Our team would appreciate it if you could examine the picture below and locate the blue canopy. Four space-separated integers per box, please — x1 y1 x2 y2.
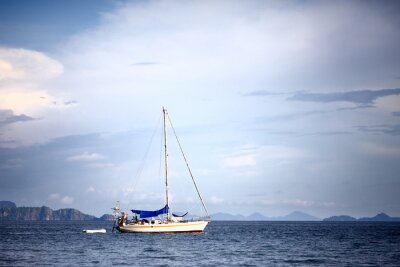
131 205 169 218
172 212 188 217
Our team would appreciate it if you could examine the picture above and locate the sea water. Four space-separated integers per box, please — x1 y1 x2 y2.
1 221 399 266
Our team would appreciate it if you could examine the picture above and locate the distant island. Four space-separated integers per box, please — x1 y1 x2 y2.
212 211 400 222
0 201 113 221
1 200 399 222
211 211 321 221
324 213 400 222
323 215 357 221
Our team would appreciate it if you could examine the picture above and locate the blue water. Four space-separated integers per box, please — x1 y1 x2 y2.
1 221 399 266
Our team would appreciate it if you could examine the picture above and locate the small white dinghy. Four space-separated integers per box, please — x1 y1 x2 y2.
83 229 106 233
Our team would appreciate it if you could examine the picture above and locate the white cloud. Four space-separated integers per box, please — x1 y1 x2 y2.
48 193 74 205
209 196 224 204
0 48 63 82
61 1 400 99
0 47 73 148
48 193 60 200
86 162 114 168
67 152 106 162
222 144 307 168
282 199 336 208
361 143 400 157
185 197 195 204
222 154 256 168
232 170 259 177
3 1 399 147
0 47 63 113
260 145 308 161
261 199 336 208
61 196 74 205
87 186 95 192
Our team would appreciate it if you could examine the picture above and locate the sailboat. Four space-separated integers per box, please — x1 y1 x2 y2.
114 107 210 233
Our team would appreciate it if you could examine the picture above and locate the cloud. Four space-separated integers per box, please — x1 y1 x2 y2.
222 144 307 169
260 145 308 162
2 1 400 217
0 47 66 136
222 154 256 168
0 109 34 127
361 143 400 157
48 193 60 200
0 132 123 199
0 89 55 115
0 158 23 169
262 109 330 122
209 196 224 204
4 0 400 149
391 111 400 117
86 186 95 193
131 62 157 66
0 48 63 82
58 1 400 112
261 199 336 208
67 152 106 162
48 193 74 205
66 150 114 168
258 104 373 124
63 100 78 105
243 90 292 97
61 196 74 205
85 162 114 168
357 124 400 136
288 88 400 105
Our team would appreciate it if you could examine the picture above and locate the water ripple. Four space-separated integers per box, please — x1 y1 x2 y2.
0 221 400 266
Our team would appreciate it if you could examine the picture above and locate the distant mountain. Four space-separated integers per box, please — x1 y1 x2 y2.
4 200 399 222
271 211 321 221
0 201 111 221
247 212 267 221
358 213 400 222
323 213 400 222
323 215 357 221
211 211 321 221
99 214 114 221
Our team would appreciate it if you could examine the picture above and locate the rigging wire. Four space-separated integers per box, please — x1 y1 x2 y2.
158 118 163 182
129 114 163 199
166 112 210 218
165 126 203 217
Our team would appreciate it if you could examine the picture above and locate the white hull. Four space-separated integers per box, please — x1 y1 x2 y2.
117 220 209 233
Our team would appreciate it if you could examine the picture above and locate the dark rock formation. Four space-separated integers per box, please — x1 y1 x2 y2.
99 214 114 221
0 205 97 221
0 201 17 209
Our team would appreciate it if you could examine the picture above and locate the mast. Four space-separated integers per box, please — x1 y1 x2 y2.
163 107 169 219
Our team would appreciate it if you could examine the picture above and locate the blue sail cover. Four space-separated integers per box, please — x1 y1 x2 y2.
172 212 188 217
131 205 169 218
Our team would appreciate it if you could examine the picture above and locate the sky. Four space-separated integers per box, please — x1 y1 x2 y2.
0 0 400 218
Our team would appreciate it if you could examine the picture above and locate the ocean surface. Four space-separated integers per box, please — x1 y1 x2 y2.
1 221 399 266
